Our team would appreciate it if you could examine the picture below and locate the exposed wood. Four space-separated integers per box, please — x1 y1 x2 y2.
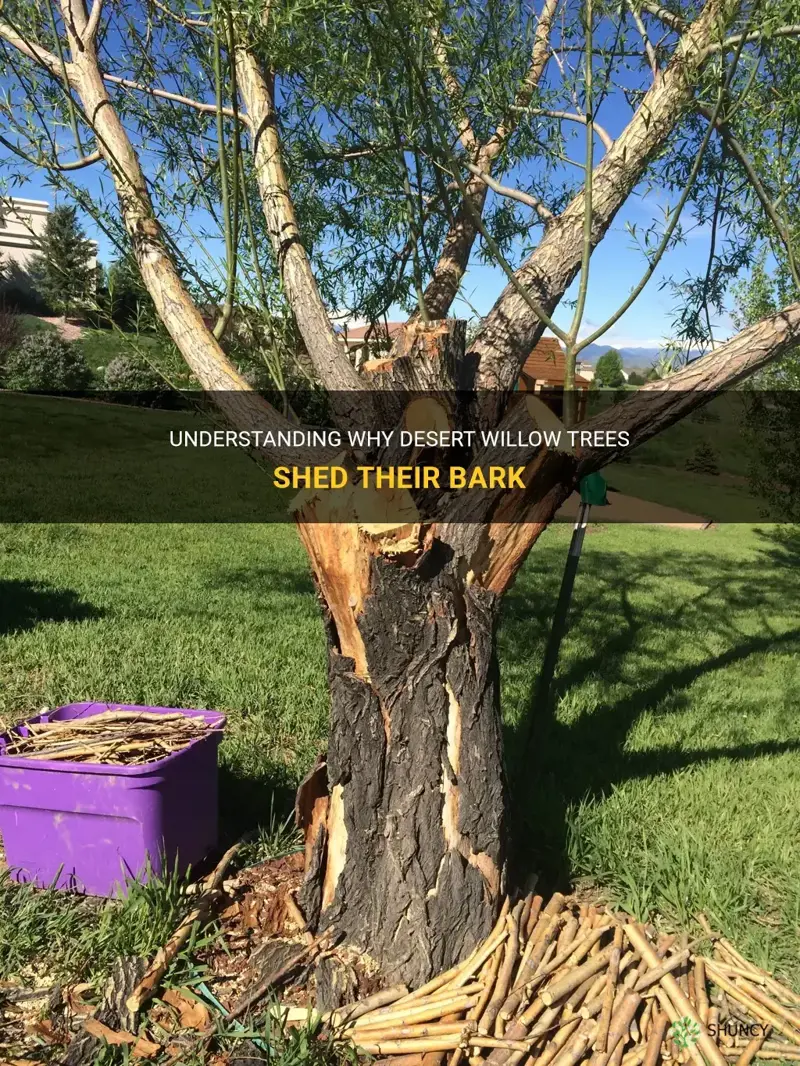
542 947 614 1006
596 931 624 1052
734 1027 772 1066
642 1009 669 1066
623 926 727 1066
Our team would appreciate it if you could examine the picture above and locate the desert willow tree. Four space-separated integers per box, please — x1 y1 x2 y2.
2 0 800 981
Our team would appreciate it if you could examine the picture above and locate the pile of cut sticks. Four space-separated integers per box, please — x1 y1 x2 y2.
279 894 800 1066
3 710 208 765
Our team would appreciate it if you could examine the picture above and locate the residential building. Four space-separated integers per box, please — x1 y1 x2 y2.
0 196 97 300
517 337 591 419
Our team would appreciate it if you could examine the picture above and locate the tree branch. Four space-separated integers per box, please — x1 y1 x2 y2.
509 107 614 150
429 26 479 154
149 0 210 29
0 19 65 76
470 0 742 405
639 1 686 31
0 133 101 170
626 0 659 76
0 0 306 465
464 299 800 595
578 300 800 475
464 163 554 223
102 73 247 123
697 102 800 291
706 24 800 55
414 0 560 320
235 45 368 410
84 0 104 43
489 0 561 151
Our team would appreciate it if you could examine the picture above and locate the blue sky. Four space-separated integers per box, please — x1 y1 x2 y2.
9 160 725 351
1 19 740 354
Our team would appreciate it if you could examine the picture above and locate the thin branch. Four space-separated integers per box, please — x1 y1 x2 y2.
706 24 800 55
84 0 104 43
102 73 248 124
470 0 743 398
511 106 614 150
489 0 560 149
150 0 210 29
639 1 686 31
0 21 64 74
430 155 570 343
565 0 595 419
414 0 559 319
574 24 750 356
50 148 102 169
463 163 554 223
429 26 478 153
212 1 235 339
574 85 728 356
46 0 83 151
626 0 659 76
697 102 800 291
701 140 726 350
0 134 101 170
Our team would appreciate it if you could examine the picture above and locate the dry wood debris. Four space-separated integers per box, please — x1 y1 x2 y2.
2 710 208 765
273 894 800 1066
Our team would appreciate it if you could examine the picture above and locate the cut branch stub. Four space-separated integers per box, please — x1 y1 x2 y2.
363 319 467 394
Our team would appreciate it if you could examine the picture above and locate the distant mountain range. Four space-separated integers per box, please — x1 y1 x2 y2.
579 343 661 367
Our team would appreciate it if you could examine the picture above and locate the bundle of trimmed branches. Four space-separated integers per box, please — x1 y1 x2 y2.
3 710 208 764
280 894 800 1066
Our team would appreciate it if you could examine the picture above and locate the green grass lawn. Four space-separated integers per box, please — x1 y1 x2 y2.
1 517 799 990
18 314 58 337
74 328 167 376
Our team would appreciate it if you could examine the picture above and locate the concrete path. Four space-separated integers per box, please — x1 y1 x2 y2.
557 490 712 529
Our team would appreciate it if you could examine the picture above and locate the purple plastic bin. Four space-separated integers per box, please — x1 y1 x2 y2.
0 702 225 896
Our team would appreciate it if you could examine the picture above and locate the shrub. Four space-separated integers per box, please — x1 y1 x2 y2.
0 307 23 376
241 364 272 391
103 353 161 391
685 441 720 476
4 332 92 391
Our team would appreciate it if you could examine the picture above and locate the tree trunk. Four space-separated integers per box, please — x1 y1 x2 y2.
298 544 506 987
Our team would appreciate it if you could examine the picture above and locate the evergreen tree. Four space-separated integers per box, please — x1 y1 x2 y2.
594 349 626 388
107 253 156 330
29 205 95 319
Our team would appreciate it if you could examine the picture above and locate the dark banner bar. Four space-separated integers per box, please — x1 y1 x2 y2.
0 389 795 523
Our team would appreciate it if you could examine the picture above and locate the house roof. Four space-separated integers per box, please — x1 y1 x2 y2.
519 338 591 387
342 322 404 344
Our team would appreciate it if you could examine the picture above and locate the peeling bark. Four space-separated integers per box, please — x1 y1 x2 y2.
300 551 506 986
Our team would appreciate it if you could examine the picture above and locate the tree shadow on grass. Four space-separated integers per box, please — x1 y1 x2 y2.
502 526 800 892
0 579 102 636
218 762 298 844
